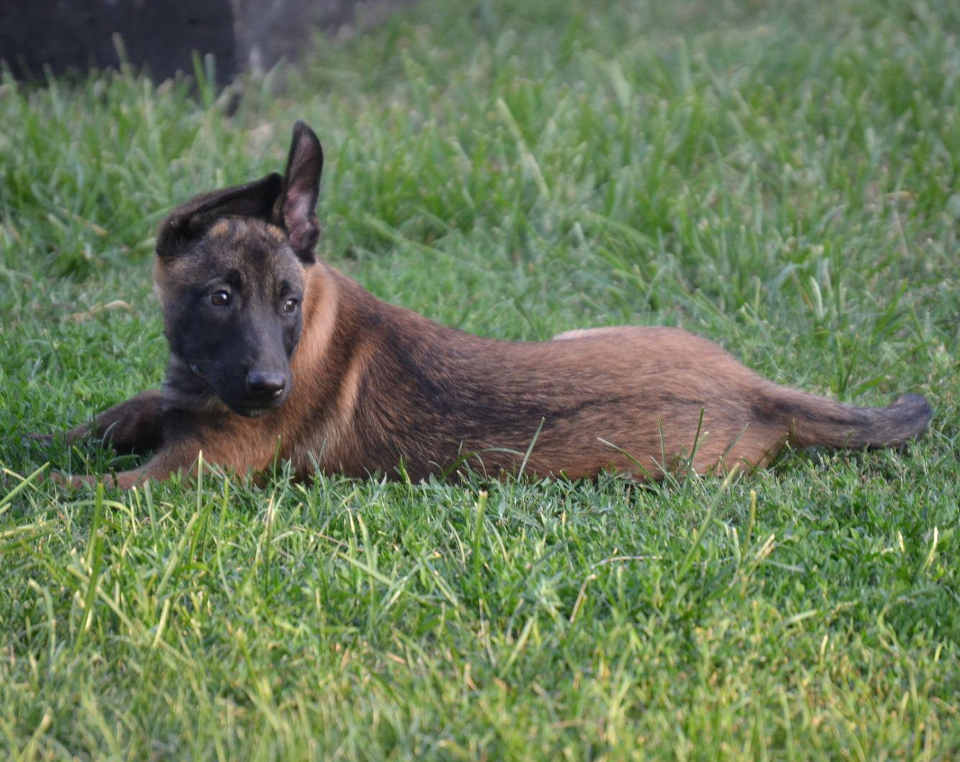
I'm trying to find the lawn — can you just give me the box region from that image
[1,0,959,758]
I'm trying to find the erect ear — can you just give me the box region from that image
[273,121,323,264]
[156,173,283,258]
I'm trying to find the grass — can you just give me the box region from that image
[1,0,959,757]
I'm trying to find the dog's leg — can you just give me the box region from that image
[56,422,284,489]
[39,390,168,454]
[38,390,176,489]
[55,436,204,490]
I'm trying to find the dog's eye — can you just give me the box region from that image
[281,297,299,314]
[210,290,231,307]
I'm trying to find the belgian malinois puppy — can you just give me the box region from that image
[45,122,932,489]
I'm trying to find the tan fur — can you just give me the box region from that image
[208,218,232,239]
[265,223,287,242]
[552,327,625,341]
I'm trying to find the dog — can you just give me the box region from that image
[42,121,932,489]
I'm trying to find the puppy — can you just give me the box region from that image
[44,122,932,488]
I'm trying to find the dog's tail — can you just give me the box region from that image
[762,389,932,449]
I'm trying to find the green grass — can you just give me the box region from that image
[2,0,959,757]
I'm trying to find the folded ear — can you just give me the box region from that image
[274,121,323,264]
[156,173,283,258]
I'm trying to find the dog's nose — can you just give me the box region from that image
[246,371,287,399]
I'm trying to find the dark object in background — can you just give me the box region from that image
[1,1,239,84]
[0,0,414,87]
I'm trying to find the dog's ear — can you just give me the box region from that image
[156,173,284,258]
[273,121,323,264]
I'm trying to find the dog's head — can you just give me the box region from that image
[154,122,323,417]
